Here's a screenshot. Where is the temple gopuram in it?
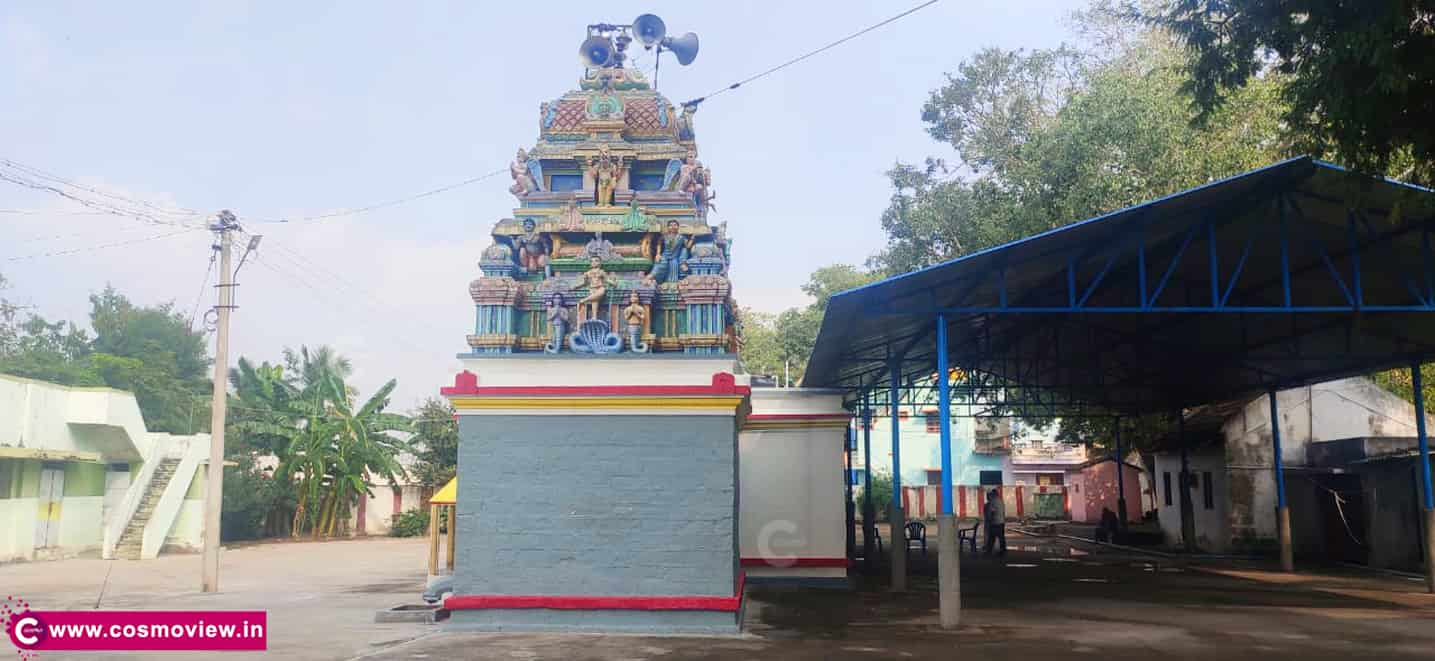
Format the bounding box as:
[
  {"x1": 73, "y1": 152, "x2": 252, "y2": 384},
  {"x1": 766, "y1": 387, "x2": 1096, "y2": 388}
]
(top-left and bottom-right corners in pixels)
[{"x1": 468, "y1": 57, "x2": 732, "y2": 356}]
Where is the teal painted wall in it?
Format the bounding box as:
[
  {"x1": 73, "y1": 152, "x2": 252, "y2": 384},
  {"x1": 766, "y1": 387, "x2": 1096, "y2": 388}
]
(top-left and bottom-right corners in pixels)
[{"x1": 854, "y1": 413, "x2": 1012, "y2": 487}]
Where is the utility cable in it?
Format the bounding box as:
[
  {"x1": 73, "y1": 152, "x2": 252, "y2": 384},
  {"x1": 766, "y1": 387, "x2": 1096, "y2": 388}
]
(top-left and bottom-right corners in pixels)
[
  {"x1": 4, "y1": 227, "x2": 200, "y2": 261},
  {"x1": 247, "y1": 167, "x2": 507, "y2": 224},
  {"x1": 680, "y1": 0, "x2": 940, "y2": 108},
  {"x1": 0, "y1": 171, "x2": 204, "y2": 229},
  {"x1": 0, "y1": 158, "x2": 202, "y2": 218},
  {"x1": 190, "y1": 249, "x2": 218, "y2": 332}
]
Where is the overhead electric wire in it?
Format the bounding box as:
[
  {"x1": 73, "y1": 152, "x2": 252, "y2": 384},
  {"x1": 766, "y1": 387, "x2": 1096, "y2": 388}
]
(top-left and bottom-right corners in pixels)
[
  {"x1": 0, "y1": 170, "x2": 205, "y2": 229},
  {"x1": 189, "y1": 249, "x2": 218, "y2": 332},
  {"x1": 12, "y1": 224, "x2": 170, "y2": 244},
  {"x1": 679, "y1": 0, "x2": 940, "y2": 108},
  {"x1": 0, "y1": 158, "x2": 203, "y2": 218},
  {"x1": 0, "y1": 209, "x2": 116, "y2": 216},
  {"x1": 247, "y1": 167, "x2": 508, "y2": 224},
  {"x1": 248, "y1": 251, "x2": 438, "y2": 357},
  {"x1": 4, "y1": 227, "x2": 201, "y2": 262},
  {"x1": 245, "y1": 231, "x2": 454, "y2": 339}
]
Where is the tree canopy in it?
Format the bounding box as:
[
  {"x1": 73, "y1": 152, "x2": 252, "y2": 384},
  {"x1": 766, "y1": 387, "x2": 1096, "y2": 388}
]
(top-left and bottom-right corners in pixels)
[
  {"x1": 1147, "y1": 0, "x2": 1435, "y2": 185},
  {"x1": 0, "y1": 278, "x2": 212, "y2": 434}
]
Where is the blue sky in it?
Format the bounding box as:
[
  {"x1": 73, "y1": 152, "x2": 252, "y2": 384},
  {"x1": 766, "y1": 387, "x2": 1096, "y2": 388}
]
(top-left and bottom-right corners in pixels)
[{"x1": 1, "y1": 0, "x2": 1088, "y2": 408}]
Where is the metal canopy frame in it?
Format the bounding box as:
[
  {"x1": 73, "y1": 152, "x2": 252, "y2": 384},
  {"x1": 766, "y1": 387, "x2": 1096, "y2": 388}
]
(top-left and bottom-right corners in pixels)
[
  {"x1": 806, "y1": 157, "x2": 1435, "y2": 416},
  {"x1": 822, "y1": 157, "x2": 1435, "y2": 605}
]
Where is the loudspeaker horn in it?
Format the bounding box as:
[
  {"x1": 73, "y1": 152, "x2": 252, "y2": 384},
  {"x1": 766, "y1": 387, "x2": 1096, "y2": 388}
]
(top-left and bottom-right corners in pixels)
[
  {"x1": 579, "y1": 36, "x2": 615, "y2": 68},
  {"x1": 664, "y1": 32, "x2": 699, "y2": 66},
  {"x1": 633, "y1": 14, "x2": 666, "y2": 48}
]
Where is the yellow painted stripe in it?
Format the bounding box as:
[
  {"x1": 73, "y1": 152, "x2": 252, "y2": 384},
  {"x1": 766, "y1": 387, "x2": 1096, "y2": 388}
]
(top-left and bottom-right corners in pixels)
[
  {"x1": 450, "y1": 396, "x2": 747, "y2": 411},
  {"x1": 744, "y1": 419, "x2": 851, "y2": 430}
]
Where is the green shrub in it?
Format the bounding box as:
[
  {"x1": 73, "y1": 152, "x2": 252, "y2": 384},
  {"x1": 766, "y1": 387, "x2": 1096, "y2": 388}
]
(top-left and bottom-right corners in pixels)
[
  {"x1": 390, "y1": 508, "x2": 429, "y2": 537},
  {"x1": 858, "y1": 470, "x2": 895, "y2": 522}
]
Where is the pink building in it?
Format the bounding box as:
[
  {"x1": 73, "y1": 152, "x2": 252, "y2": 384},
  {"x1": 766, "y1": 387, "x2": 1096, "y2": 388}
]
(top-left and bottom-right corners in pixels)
[{"x1": 1068, "y1": 456, "x2": 1151, "y2": 524}]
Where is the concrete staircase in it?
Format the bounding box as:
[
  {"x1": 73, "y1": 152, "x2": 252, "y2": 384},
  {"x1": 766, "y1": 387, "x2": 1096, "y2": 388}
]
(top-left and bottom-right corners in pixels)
[{"x1": 114, "y1": 458, "x2": 180, "y2": 560}]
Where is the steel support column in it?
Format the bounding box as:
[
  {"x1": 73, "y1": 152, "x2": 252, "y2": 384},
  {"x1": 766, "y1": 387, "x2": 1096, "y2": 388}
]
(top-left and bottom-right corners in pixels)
[
  {"x1": 1114, "y1": 418, "x2": 1127, "y2": 531},
  {"x1": 1410, "y1": 362, "x2": 1435, "y2": 593},
  {"x1": 862, "y1": 389, "x2": 875, "y2": 573},
  {"x1": 890, "y1": 358, "x2": 906, "y2": 592},
  {"x1": 1269, "y1": 389, "x2": 1294, "y2": 572},
  {"x1": 936, "y1": 314, "x2": 959, "y2": 628}
]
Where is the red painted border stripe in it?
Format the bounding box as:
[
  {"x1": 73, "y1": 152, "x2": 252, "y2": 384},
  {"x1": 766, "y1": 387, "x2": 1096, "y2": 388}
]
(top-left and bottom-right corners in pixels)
[
  {"x1": 446, "y1": 574, "x2": 746, "y2": 612},
  {"x1": 442, "y1": 371, "x2": 750, "y2": 397},
  {"x1": 740, "y1": 557, "x2": 849, "y2": 568}
]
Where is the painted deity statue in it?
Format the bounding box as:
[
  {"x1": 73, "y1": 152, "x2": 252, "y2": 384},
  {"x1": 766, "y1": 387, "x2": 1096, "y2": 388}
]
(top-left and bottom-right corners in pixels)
[
  {"x1": 675, "y1": 103, "x2": 697, "y2": 142},
  {"x1": 508, "y1": 148, "x2": 538, "y2": 197},
  {"x1": 690, "y1": 164, "x2": 715, "y2": 219},
  {"x1": 578, "y1": 256, "x2": 615, "y2": 321},
  {"x1": 672, "y1": 149, "x2": 698, "y2": 192},
  {"x1": 544, "y1": 292, "x2": 569, "y2": 354},
  {"x1": 650, "y1": 220, "x2": 691, "y2": 284},
  {"x1": 588, "y1": 146, "x2": 625, "y2": 206},
  {"x1": 515, "y1": 218, "x2": 551, "y2": 277},
  {"x1": 583, "y1": 230, "x2": 615, "y2": 260},
  {"x1": 622, "y1": 291, "x2": 648, "y2": 353}
]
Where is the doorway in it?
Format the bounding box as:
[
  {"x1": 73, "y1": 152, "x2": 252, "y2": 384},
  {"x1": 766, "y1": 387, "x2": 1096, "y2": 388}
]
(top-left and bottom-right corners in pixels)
[{"x1": 35, "y1": 463, "x2": 65, "y2": 549}]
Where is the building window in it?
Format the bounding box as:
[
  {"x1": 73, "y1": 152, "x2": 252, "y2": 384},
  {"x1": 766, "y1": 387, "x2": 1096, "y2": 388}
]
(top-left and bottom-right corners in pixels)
[
  {"x1": 1202, "y1": 471, "x2": 1214, "y2": 509},
  {"x1": 925, "y1": 412, "x2": 941, "y2": 433},
  {"x1": 851, "y1": 468, "x2": 866, "y2": 486},
  {"x1": 1163, "y1": 471, "x2": 1173, "y2": 506},
  {"x1": 979, "y1": 470, "x2": 1003, "y2": 486},
  {"x1": 1037, "y1": 473, "x2": 1064, "y2": 486},
  {"x1": 926, "y1": 469, "x2": 943, "y2": 486}
]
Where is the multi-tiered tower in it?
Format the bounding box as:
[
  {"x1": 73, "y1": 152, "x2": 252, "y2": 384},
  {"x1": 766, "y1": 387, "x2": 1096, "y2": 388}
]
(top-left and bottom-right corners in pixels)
[
  {"x1": 441, "y1": 19, "x2": 749, "y2": 634},
  {"x1": 468, "y1": 60, "x2": 732, "y2": 356}
]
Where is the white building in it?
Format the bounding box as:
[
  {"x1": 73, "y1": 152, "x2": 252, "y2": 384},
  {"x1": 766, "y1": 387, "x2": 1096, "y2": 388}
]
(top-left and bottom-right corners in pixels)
[
  {"x1": 0, "y1": 374, "x2": 208, "y2": 562},
  {"x1": 1152, "y1": 377, "x2": 1432, "y2": 571}
]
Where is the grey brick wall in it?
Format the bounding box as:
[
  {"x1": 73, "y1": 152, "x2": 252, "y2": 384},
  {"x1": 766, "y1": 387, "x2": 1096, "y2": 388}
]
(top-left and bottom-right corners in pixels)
[{"x1": 453, "y1": 414, "x2": 739, "y2": 600}]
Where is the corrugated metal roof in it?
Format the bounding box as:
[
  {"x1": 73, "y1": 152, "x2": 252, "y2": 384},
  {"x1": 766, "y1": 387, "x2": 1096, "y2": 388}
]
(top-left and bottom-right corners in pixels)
[{"x1": 804, "y1": 157, "x2": 1435, "y2": 415}]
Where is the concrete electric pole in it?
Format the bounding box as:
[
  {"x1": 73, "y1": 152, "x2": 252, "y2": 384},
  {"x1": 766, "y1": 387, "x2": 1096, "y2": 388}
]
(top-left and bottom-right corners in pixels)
[{"x1": 202, "y1": 210, "x2": 239, "y2": 593}]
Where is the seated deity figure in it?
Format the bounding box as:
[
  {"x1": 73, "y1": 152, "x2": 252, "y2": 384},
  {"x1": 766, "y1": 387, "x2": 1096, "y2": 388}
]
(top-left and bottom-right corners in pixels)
[
  {"x1": 649, "y1": 220, "x2": 691, "y2": 284},
  {"x1": 578, "y1": 256, "x2": 615, "y2": 321},
  {"x1": 583, "y1": 231, "x2": 615, "y2": 260},
  {"x1": 515, "y1": 218, "x2": 550, "y2": 277}
]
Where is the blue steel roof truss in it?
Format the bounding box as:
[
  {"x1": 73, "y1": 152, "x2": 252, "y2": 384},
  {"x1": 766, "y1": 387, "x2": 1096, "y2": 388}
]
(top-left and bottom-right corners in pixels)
[{"x1": 808, "y1": 158, "x2": 1435, "y2": 416}]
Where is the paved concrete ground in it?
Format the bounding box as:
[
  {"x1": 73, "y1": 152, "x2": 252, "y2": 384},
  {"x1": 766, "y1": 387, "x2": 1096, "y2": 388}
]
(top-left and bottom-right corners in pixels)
[
  {"x1": 3, "y1": 533, "x2": 1434, "y2": 659},
  {"x1": 0, "y1": 537, "x2": 434, "y2": 660}
]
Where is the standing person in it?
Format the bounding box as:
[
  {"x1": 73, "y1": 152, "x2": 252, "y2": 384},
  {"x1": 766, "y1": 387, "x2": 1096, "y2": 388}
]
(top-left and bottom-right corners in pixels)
[
  {"x1": 1099, "y1": 506, "x2": 1120, "y2": 544},
  {"x1": 983, "y1": 488, "x2": 1007, "y2": 556}
]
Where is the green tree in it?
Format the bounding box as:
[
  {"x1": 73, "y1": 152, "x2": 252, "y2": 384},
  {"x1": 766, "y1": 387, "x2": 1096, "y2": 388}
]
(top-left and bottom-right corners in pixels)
[
  {"x1": 410, "y1": 397, "x2": 458, "y2": 490},
  {"x1": 870, "y1": 6, "x2": 1294, "y2": 444},
  {"x1": 0, "y1": 315, "x2": 103, "y2": 385},
  {"x1": 874, "y1": 16, "x2": 1291, "y2": 275},
  {"x1": 87, "y1": 286, "x2": 212, "y2": 433},
  {"x1": 737, "y1": 308, "x2": 781, "y2": 379},
  {"x1": 1147, "y1": 0, "x2": 1435, "y2": 184},
  {"x1": 0, "y1": 272, "x2": 19, "y2": 357},
  {"x1": 230, "y1": 347, "x2": 410, "y2": 538}
]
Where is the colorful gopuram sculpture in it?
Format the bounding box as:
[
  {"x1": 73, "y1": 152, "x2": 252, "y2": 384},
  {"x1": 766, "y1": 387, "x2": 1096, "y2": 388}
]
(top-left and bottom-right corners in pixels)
[{"x1": 468, "y1": 58, "x2": 734, "y2": 355}]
